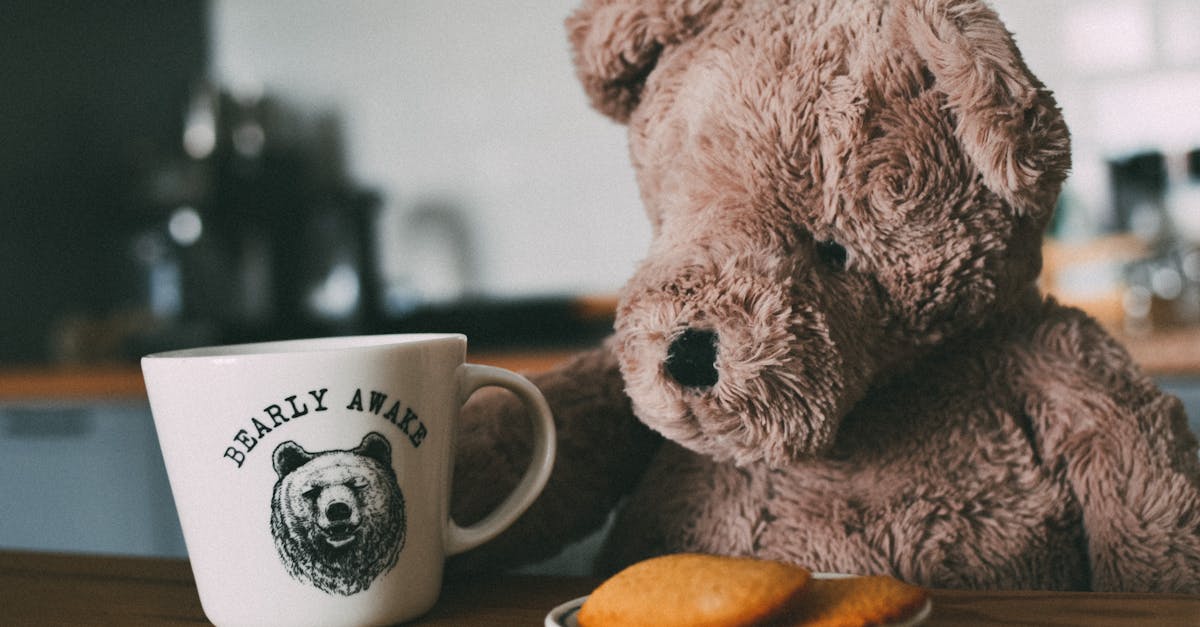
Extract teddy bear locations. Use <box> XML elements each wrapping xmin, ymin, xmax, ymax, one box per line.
<box><xmin>447</xmin><ymin>0</ymin><xmax>1200</xmax><ymax>592</ymax></box>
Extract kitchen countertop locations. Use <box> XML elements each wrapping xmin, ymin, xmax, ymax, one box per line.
<box><xmin>1114</xmin><ymin>326</ymin><xmax>1200</xmax><ymax>377</ymax></box>
<box><xmin>0</xmin><ymin>326</ymin><xmax>1198</xmax><ymax>403</ymax></box>
<box><xmin>0</xmin><ymin>349</ymin><xmax>583</xmax><ymax>402</ymax></box>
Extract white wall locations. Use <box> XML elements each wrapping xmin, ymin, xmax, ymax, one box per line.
<box><xmin>211</xmin><ymin>0</ymin><xmax>1200</xmax><ymax>301</ymax></box>
<box><xmin>991</xmin><ymin>0</ymin><xmax>1200</xmax><ymax>237</ymax></box>
<box><xmin>993</xmin><ymin>0</ymin><xmax>1200</xmax><ymax>155</ymax></box>
<box><xmin>210</xmin><ymin>0</ymin><xmax>649</xmax><ymax>301</ymax></box>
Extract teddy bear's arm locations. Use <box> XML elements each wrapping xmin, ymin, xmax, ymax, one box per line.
<box><xmin>1023</xmin><ymin>310</ymin><xmax>1200</xmax><ymax>593</ymax></box>
<box><xmin>445</xmin><ymin>339</ymin><xmax>661</xmax><ymax>576</ymax></box>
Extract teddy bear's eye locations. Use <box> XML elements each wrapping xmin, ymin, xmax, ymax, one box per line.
<box><xmin>301</xmin><ymin>486</ymin><xmax>320</xmax><ymax>500</ymax></box>
<box><xmin>349</xmin><ymin>477</ymin><xmax>368</xmax><ymax>490</ymax></box>
<box><xmin>815</xmin><ymin>240</ymin><xmax>848</xmax><ymax>271</ymax></box>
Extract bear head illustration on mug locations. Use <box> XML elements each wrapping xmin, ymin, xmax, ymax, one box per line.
<box><xmin>269</xmin><ymin>432</ymin><xmax>406</xmax><ymax>595</ymax></box>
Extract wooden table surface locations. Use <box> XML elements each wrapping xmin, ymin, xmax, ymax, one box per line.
<box><xmin>1</xmin><ymin>550</ymin><xmax>1197</xmax><ymax>626</ymax></box>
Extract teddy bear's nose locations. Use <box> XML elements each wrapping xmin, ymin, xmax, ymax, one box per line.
<box><xmin>326</xmin><ymin>502</ymin><xmax>352</xmax><ymax>522</ymax></box>
<box><xmin>665</xmin><ymin>328</ymin><xmax>719</xmax><ymax>388</ymax></box>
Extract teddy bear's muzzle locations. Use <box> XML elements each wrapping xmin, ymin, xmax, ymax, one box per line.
<box><xmin>664</xmin><ymin>328</ymin><xmax>719</xmax><ymax>388</ymax></box>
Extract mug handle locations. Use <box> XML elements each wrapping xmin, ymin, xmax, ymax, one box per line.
<box><xmin>445</xmin><ymin>363</ymin><xmax>556</xmax><ymax>555</ymax></box>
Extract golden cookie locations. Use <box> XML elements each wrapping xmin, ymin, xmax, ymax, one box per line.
<box><xmin>783</xmin><ymin>575</ymin><xmax>930</xmax><ymax>627</ymax></box>
<box><xmin>577</xmin><ymin>553</ymin><xmax>812</xmax><ymax>627</ymax></box>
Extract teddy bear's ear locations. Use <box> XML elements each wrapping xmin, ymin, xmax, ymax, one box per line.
<box><xmin>272</xmin><ymin>441</ymin><xmax>313</xmax><ymax>478</ymax></box>
<box><xmin>354</xmin><ymin>432</ymin><xmax>393</xmax><ymax>468</ymax></box>
<box><xmin>896</xmin><ymin>0</ymin><xmax>1070</xmax><ymax>220</ymax></box>
<box><xmin>566</xmin><ymin>0</ymin><xmax>722</xmax><ymax>123</ymax></box>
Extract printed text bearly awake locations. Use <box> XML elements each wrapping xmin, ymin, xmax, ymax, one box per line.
<box><xmin>222</xmin><ymin>387</ymin><xmax>427</xmax><ymax>468</ymax></box>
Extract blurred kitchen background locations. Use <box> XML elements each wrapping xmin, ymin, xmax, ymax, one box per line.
<box><xmin>2</xmin><ymin>0</ymin><xmax>1199</xmax><ymax>568</ymax></box>
<box><xmin>2</xmin><ymin>0</ymin><xmax>639</xmax><ymax>365</ymax></box>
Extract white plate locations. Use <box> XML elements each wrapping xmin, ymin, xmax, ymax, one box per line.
<box><xmin>544</xmin><ymin>595</ymin><xmax>589</xmax><ymax>627</ymax></box>
<box><xmin>544</xmin><ymin>573</ymin><xmax>932</xmax><ymax>627</ymax></box>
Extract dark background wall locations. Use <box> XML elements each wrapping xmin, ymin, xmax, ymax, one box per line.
<box><xmin>0</xmin><ymin>1</ymin><xmax>207</xmax><ymax>363</ymax></box>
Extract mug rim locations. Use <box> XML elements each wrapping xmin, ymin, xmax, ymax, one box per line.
<box><xmin>141</xmin><ymin>333</ymin><xmax>467</xmax><ymax>361</ymax></box>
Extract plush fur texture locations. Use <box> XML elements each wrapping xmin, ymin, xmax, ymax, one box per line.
<box><xmin>447</xmin><ymin>0</ymin><xmax>1200</xmax><ymax>592</ymax></box>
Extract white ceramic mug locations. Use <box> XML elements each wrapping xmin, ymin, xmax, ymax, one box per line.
<box><xmin>142</xmin><ymin>334</ymin><xmax>555</xmax><ymax>627</ymax></box>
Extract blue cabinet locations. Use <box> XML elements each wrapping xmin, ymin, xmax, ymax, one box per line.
<box><xmin>0</xmin><ymin>402</ymin><xmax>186</xmax><ymax>557</ymax></box>
<box><xmin>1</xmin><ymin>376</ymin><xmax>1198</xmax><ymax>562</ymax></box>
<box><xmin>1159</xmin><ymin>377</ymin><xmax>1200</xmax><ymax>436</ymax></box>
